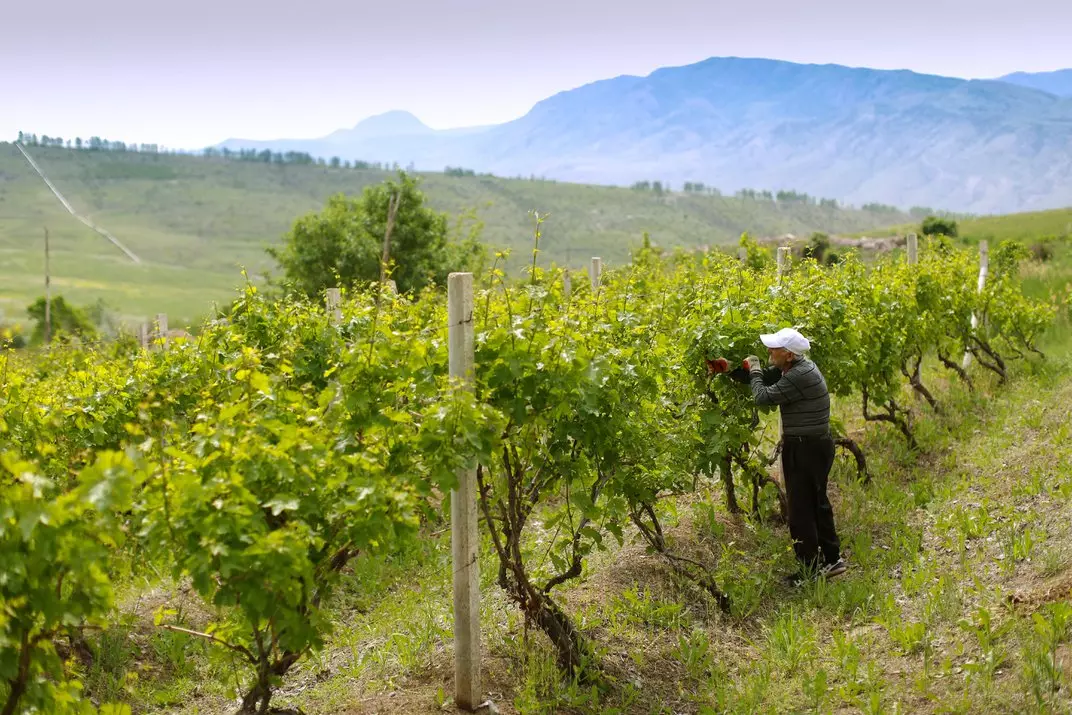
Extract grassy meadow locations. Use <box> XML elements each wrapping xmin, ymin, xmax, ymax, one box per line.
<box><xmin>1</xmin><ymin>143</ymin><xmax>912</xmax><ymax>326</ymax></box>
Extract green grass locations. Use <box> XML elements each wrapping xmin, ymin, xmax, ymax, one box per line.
<box><xmin>869</xmin><ymin>207</ymin><xmax>1072</xmax><ymax>247</ymax></box>
<box><xmin>1</xmin><ymin>143</ymin><xmax>912</xmax><ymax>325</ymax></box>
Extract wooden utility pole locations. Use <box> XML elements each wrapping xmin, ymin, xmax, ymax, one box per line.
<box><xmin>44</xmin><ymin>228</ymin><xmax>52</xmax><ymax>345</ymax></box>
<box><xmin>380</xmin><ymin>190</ymin><xmax>401</xmax><ymax>285</ymax></box>
<box><xmin>448</xmin><ymin>272</ymin><xmax>480</xmax><ymax>710</ymax></box>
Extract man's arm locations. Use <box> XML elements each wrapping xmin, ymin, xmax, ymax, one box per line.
<box><xmin>729</xmin><ymin>365</ymin><xmax>781</xmax><ymax>385</ymax></box>
<box><xmin>749</xmin><ymin>365</ymin><xmax>802</xmax><ymax>406</ymax></box>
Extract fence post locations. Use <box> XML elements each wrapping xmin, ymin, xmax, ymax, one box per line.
<box><xmin>776</xmin><ymin>247</ymin><xmax>790</xmax><ymax>280</ymax></box>
<box><xmin>448</xmin><ymin>272</ymin><xmax>481</xmax><ymax>711</ymax></box>
<box><xmin>562</xmin><ymin>268</ymin><xmax>572</xmax><ymax>301</ymax></box>
<box><xmin>590</xmin><ymin>257</ymin><xmax>602</xmax><ymax>291</ymax></box>
<box><xmin>156</xmin><ymin>313</ymin><xmax>168</xmax><ymax>348</ymax></box>
<box><xmin>139</xmin><ymin>320</ymin><xmax>149</xmax><ymax>350</ymax></box>
<box><xmin>325</xmin><ymin>288</ymin><xmax>342</xmax><ymax>325</ymax></box>
<box><xmin>962</xmin><ymin>241</ymin><xmax>989</xmax><ymax>369</ymax></box>
<box><xmin>773</xmin><ymin>249</ymin><xmax>793</xmax><ymax>481</ymax></box>
<box><xmin>738</xmin><ymin>245</ymin><xmax>748</xmax><ymax>264</ymax></box>
<box><xmin>906</xmin><ymin>233</ymin><xmax>918</xmax><ymax>265</ymax></box>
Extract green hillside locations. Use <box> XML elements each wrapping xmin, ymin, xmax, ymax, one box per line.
<box><xmin>957</xmin><ymin>209</ymin><xmax>1072</xmax><ymax>243</ymax></box>
<box><xmin>872</xmin><ymin>208</ymin><xmax>1072</xmax><ymax>244</ymax></box>
<box><xmin>0</xmin><ymin>143</ymin><xmax>912</xmax><ymax>324</ymax></box>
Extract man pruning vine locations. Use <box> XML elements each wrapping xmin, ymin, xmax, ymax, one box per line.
<box><xmin>743</xmin><ymin>327</ymin><xmax>848</xmax><ymax>587</ymax></box>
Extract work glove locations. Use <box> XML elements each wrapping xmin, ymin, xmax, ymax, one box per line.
<box><xmin>705</xmin><ymin>357</ymin><xmax>730</xmax><ymax>375</ymax></box>
<box><xmin>743</xmin><ymin>355</ymin><xmax>763</xmax><ymax>371</ymax></box>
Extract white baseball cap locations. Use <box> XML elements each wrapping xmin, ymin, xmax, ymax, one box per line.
<box><xmin>760</xmin><ymin>327</ymin><xmax>811</xmax><ymax>354</ymax></box>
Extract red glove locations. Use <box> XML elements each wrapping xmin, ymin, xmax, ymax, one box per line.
<box><xmin>706</xmin><ymin>357</ymin><xmax>730</xmax><ymax>374</ymax></box>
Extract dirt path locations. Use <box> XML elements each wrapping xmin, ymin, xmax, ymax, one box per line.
<box><xmin>14</xmin><ymin>142</ymin><xmax>142</xmax><ymax>264</ymax></box>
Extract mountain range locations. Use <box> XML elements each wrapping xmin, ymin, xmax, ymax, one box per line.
<box><xmin>998</xmin><ymin>69</ymin><xmax>1072</xmax><ymax>97</ymax></box>
<box><xmin>218</xmin><ymin>58</ymin><xmax>1072</xmax><ymax>214</ymax></box>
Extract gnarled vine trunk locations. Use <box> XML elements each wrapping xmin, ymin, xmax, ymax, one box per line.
<box><xmin>718</xmin><ymin>454</ymin><xmax>740</xmax><ymax>514</ymax></box>
<box><xmin>630</xmin><ymin>503</ymin><xmax>730</xmax><ymax>613</ymax></box>
<box><xmin>969</xmin><ymin>336</ymin><xmax>1007</xmax><ymax>384</ymax></box>
<box><xmin>834</xmin><ymin>437</ymin><xmax>869</xmax><ymax>482</ymax></box>
<box><xmin>476</xmin><ymin>454</ymin><xmax>595</xmax><ymax>676</ymax></box>
<box><xmin>862</xmin><ymin>387</ymin><xmax>918</xmax><ymax>451</ymax></box>
<box><xmin>900</xmin><ymin>353</ymin><xmax>940</xmax><ymax>413</ymax></box>
<box><xmin>938</xmin><ymin>349</ymin><xmax>974</xmax><ymax>391</ymax></box>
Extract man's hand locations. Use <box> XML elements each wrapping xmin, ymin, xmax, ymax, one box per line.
<box><xmin>744</xmin><ymin>355</ymin><xmax>763</xmax><ymax>371</ymax></box>
<box><xmin>706</xmin><ymin>357</ymin><xmax>730</xmax><ymax>375</ymax></box>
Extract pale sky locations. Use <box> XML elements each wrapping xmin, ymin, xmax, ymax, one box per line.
<box><xmin>3</xmin><ymin>0</ymin><xmax>1069</xmax><ymax>148</ymax></box>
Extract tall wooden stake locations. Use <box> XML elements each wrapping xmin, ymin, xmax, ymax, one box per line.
<box><xmin>380</xmin><ymin>190</ymin><xmax>401</xmax><ymax>285</ymax></box>
<box><xmin>590</xmin><ymin>257</ymin><xmax>602</xmax><ymax>291</ymax></box>
<box><xmin>448</xmin><ymin>272</ymin><xmax>480</xmax><ymax>711</ymax></box>
<box><xmin>44</xmin><ymin>228</ymin><xmax>52</xmax><ymax>345</ymax></box>
<box><xmin>773</xmin><ymin>246</ymin><xmax>792</xmax><ymax>483</ymax></box>
<box><xmin>962</xmin><ymin>241</ymin><xmax>989</xmax><ymax>369</ymax></box>
<box><xmin>325</xmin><ymin>288</ymin><xmax>342</xmax><ymax>325</ymax></box>
<box><xmin>906</xmin><ymin>233</ymin><xmax>918</xmax><ymax>265</ymax></box>
<box><xmin>776</xmin><ymin>246</ymin><xmax>790</xmax><ymax>280</ymax></box>
<box><xmin>156</xmin><ymin>313</ymin><xmax>168</xmax><ymax>348</ymax></box>
<box><xmin>563</xmin><ymin>268</ymin><xmax>572</xmax><ymax>301</ymax></box>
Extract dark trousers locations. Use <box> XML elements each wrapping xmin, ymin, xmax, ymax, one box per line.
<box><xmin>781</xmin><ymin>434</ymin><xmax>840</xmax><ymax>569</ymax></box>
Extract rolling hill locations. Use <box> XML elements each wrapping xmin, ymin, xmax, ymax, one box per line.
<box><xmin>0</xmin><ymin>143</ymin><xmax>913</xmax><ymax>325</ymax></box>
<box><xmin>218</xmin><ymin>57</ymin><xmax>1072</xmax><ymax>215</ymax></box>
<box><xmin>998</xmin><ymin>69</ymin><xmax>1072</xmax><ymax>97</ymax></box>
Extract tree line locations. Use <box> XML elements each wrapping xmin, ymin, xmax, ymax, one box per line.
<box><xmin>14</xmin><ymin>130</ymin><xmax>945</xmax><ymax>217</ymax></box>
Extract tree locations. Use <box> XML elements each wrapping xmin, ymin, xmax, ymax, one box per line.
<box><xmin>921</xmin><ymin>215</ymin><xmax>958</xmax><ymax>238</ymax></box>
<box><xmin>269</xmin><ymin>171</ymin><xmax>482</xmax><ymax>298</ymax></box>
<box><xmin>25</xmin><ymin>295</ymin><xmax>97</xmax><ymax>344</ymax></box>
<box><xmin>804</xmin><ymin>232</ymin><xmax>830</xmax><ymax>263</ymax></box>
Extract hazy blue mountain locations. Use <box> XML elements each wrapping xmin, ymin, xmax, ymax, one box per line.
<box><xmin>218</xmin><ymin>111</ymin><xmax>491</xmax><ymax>164</ymax></box>
<box><xmin>998</xmin><ymin>69</ymin><xmax>1072</xmax><ymax>97</ymax></box>
<box><xmin>216</xmin><ymin>58</ymin><xmax>1072</xmax><ymax>213</ymax></box>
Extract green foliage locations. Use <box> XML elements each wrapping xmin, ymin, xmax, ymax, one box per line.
<box><xmin>25</xmin><ymin>295</ymin><xmax>97</xmax><ymax>345</ymax></box>
<box><xmin>803</xmin><ymin>232</ymin><xmax>830</xmax><ymax>263</ymax></box>
<box><xmin>0</xmin><ymin>451</ymin><xmax>134</xmax><ymax>715</ymax></box>
<box><xmin>268</xmin><ymin>171</ymin><xmax>483</xmax><ymax>298</ymax></box>
<box><xmin>738</xmin><ymin>232</ymin><xmax>773</xmax><ymax>271</ymax></box>
<box><xmin>0</xmin><ymin>228</ymin><xmax>1058</xmax><ymax>708</ymax></box>
<box><xmin>921</xmin><ymin>215</ymin><xmax>959</xmax><ymax>237</ymax></box>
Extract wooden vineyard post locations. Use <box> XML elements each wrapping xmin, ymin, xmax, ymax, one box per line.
<box><xmin>44</xmin><ymin>228</ymin><xmax>51</xmax><ymax>346</ymax></box>
<box><xmin>325</xmin><ymin>288</ymin><xmax>342</xmax><ymax>325</ymax></box>
<box><xmin>738</xmin><ymin>245</ymin><xmax>748</xmax><ymax>264</ymax></box>
<box><xmin>562</xmin><ymin>268</ymin><xmax>572</xmax><ymax>301</ymax></box>
<box><xmin>156</xmin><ymin>313</ymin><xmax>168</xmax><ymax>348</ymax></box>
<box><xmin>139</xmin><ymin>320</ymin><xmax>149</xmax><ymax>350</ymax></box>
<box><xmin>448</xmin><ymin>272</ymin><xmax>481</xmax><ymax>711</ymax></box>
<box><xmin>773</xmin><ymin>248</ymin><xmax>791</xmax><ymax>483</ymax></box>
<box><xmin>962</xmin><ymin>241</ymin><xmax>989</xmax><ymax>369</ymax></box>
<box><xmin>906</xmin><ymin>232</ymin><xmax>918</xmax><ymax>265</ymax></box>
<box><xmin>590</xmin><ymin>257</ymin><xmax>602</xmax><ymax>292</ymax></box>
<box><xmin>776</xmin><ymin>246</ymin><xmax>790</xmax><ymax>281</ymax></box>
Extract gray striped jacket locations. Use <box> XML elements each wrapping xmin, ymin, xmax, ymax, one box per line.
<box><xmin>749</xmin><ymin>358</ymin><xmax>831</xmax><ymax>436</ymax></box>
